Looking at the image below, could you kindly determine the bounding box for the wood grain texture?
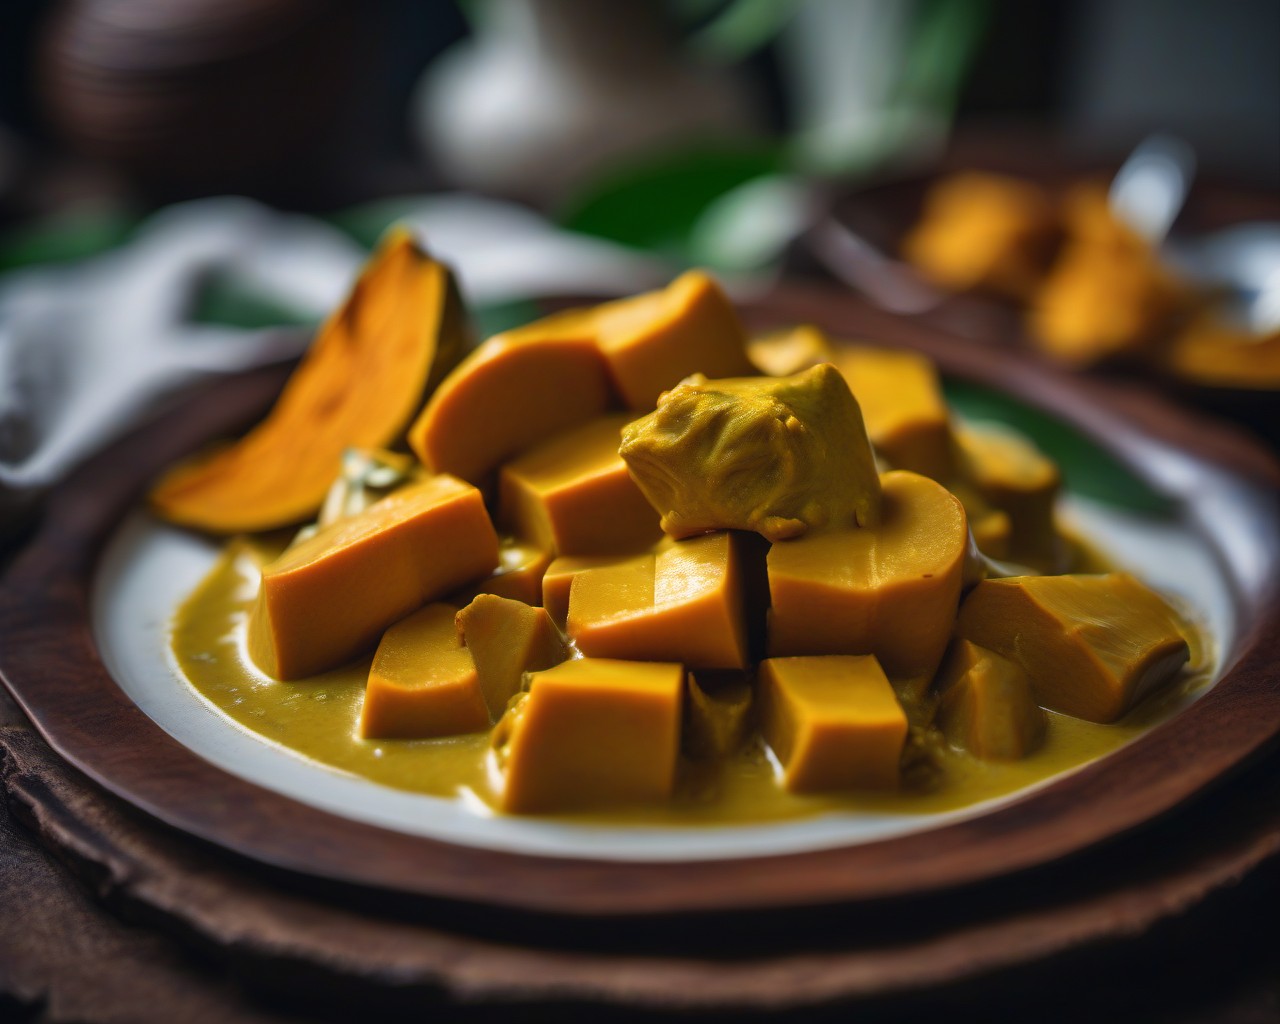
[0,291,1278,923]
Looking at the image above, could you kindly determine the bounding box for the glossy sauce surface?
[170,539,1211,824]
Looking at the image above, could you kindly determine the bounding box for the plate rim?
[2,284,1279,918]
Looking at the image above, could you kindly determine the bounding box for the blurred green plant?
[562,0,989,273]
[0,205,137,272]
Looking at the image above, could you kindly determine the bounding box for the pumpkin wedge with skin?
[150,229,471,533]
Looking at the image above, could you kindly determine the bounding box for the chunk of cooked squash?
[494,658,684,813]
[360,603,488,739]
[566,531,763,670]
[834,343,957,482]
[766,470,967,679]
[455,594,569,719]
[407,308,615,485]
[248,474,499,680]
[758,655,908,792]
[593,270,756,410]
[934,639,1046,760]
[498,414,662,556]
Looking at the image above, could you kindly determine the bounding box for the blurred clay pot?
[39,0,380,199]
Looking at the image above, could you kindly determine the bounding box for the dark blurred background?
[0,0,1275,231]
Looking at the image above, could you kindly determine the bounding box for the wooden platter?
[1,284,1278,931]
[5,688,1280,1017]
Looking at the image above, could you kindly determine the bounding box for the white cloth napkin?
[0,194,663,530]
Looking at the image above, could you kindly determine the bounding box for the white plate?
[91,495,1233,863]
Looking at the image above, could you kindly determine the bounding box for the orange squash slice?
[150,229,471,533]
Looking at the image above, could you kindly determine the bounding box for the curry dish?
[160,231,1207,820]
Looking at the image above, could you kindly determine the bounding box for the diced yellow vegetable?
[935,639,1046,760]
[758,655,908,791]
[455,594,569,719]
[494,658,684,812]
[248,475,499,680]
[541,553,620,626]
[498,414,662,556]
[954,573,1190,722]
[360,603,487,739]
[450,537,552,607]
[747,324,836,376]
[767,471,967,679]
[593,270,755,410]
[567,531,763,670]
[407,309,614,484]
[955,423,1061,571]
[834,343,957,481]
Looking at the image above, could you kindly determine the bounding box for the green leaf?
[558,146,783,265]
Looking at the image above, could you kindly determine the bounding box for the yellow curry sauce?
[170,538,1211,824]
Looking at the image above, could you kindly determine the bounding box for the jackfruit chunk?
[767,471,967,679]
[935,640,1046,760]
[683,671,754,760]
[498,414,662,556]
[834,344,957,481]
[248,475,499,680]
[758,655,908,792]
[747,324,836,377]
[360,603,487,739]
[955,573,1190,723]
[455,594,570,720]
[494,658,684,813]
[566,531,762,670]
[620,363,882,542]
[593,269,755,410]
[955,423,1062,572]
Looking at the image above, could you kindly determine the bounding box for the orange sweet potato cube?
[455,594,569,719]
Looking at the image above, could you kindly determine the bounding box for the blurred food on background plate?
[901,169,1280,388]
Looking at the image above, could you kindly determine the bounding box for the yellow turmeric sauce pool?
[170,539,1212,824]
